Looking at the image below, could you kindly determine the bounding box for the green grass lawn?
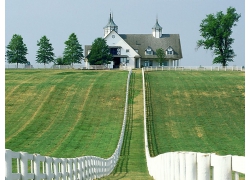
[5,69,128,158]
[5,69,245,179]
[145,71,245,157]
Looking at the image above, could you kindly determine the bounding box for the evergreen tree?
[196,7,241,66]
[6,34,28,68]
[36,36,55,66]
[63,33,84,65]
[87,38,113,65]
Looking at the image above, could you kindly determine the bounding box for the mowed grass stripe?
[5,71,68,139]
[53,71,128,158]
[5,70,128,158]
[6,72,91,154]
[46,72,104,156]
[145,71,244,156]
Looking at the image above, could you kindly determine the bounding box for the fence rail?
[143,66,245,72]
[142,68,245,180]
[5,70,132,180]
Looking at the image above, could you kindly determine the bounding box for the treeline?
[5,33,84,68]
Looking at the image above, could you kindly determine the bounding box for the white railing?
[5,70,132,180]
[142,68,245,180]
[5,64,87,69]
[143,66,245,72]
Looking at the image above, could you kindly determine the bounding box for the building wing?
[119,34,183,60]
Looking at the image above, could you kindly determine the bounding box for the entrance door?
[113,57,120,68]
[135,59,139,68]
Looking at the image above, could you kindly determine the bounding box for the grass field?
[5,69,245,179]
[5,69,128,158]
[145,71,245,157]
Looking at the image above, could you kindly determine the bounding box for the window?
[144,60,153,66]
[166,47,174,55]
[145,47,153,55]
[110,48,117,55]
[126,49,130,53]
[112,35,115,38]
[167,50,173,55]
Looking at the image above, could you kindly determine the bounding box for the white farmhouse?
[84,13,183,69]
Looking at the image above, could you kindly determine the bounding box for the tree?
[36,36,55,66]
[87,38,113,65]
[156,48,166,66]
[196,7,241,66]
[54,56,71,65]
[63,33,84,65]
[6,34,28,68]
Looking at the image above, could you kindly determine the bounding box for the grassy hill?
[145,71,245,156]
[5,69,244,179]
[5,69,128,158]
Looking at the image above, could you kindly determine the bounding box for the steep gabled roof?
[119,34,182,59]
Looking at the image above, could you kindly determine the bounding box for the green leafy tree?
[63,33,84,65]
[6,34,28,68]
[196,7,241,66]
[87,38,113,65]
[54,56,70,65]
[36,36,55,66]
[156,48,166,66]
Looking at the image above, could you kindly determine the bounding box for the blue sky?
[4,0,246,67]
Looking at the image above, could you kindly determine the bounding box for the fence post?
[185,152,197,180]
[211,154,232,180]
[61,158,67,180]
[67,158,73,180]
[170,152,175,180]
[34,154,46,179]
[179,152,186,180]
[78,157,84,180]
[20,152,34,179]
[174,152,180,180]
[197,153,210,180]
[53,157,62,180]
[45,156,54,179]
[5,149,14,179]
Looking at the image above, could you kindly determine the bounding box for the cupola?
[104,13,118,37]
[152,18,162,38]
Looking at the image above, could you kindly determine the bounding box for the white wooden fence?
[5,70,132,180]
[143,66,245,72]
[142,68,245,180]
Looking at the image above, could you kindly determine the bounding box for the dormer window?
[166,47,174,55]
[145,47,153,55]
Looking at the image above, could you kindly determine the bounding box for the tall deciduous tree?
[63,33,84,65]
[196,7,241,66]
[36,36,55,66]
[156,48,166,66]
[6,34,28,68]
[87,38,113,65]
